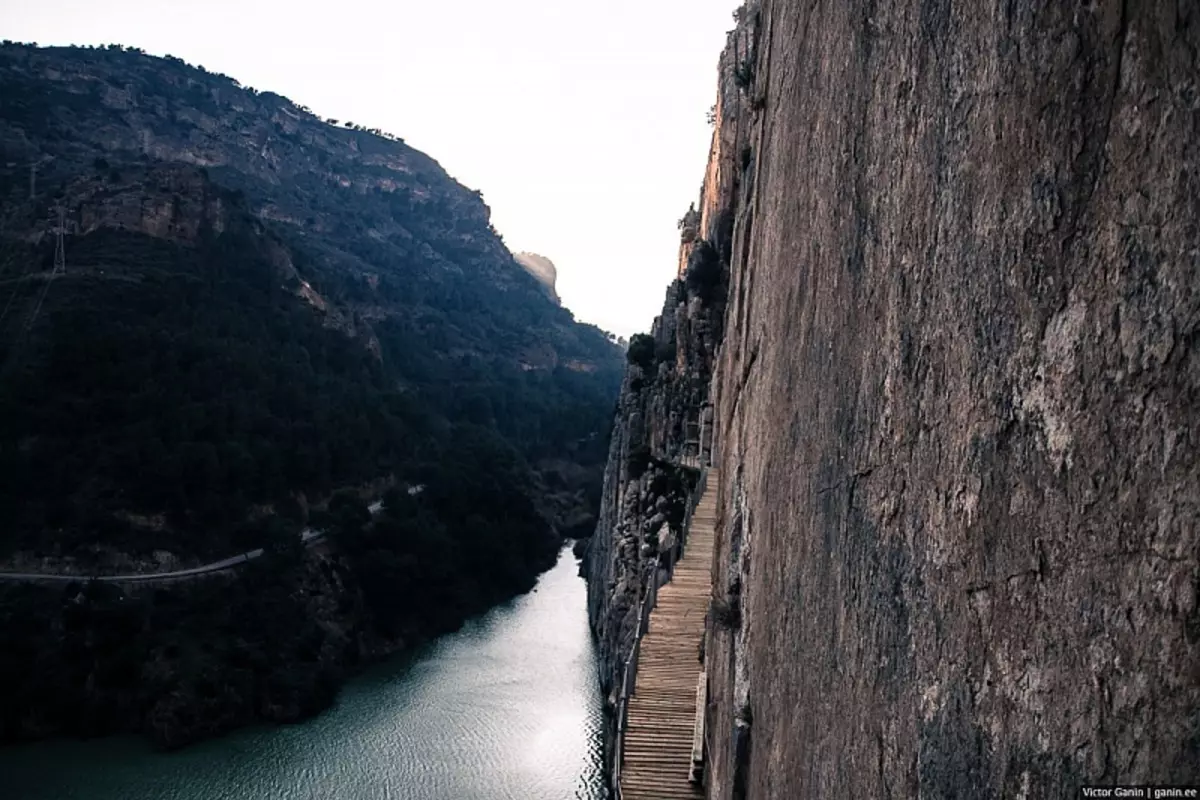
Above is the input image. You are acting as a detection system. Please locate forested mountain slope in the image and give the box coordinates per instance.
[0,41,622,747]
[0,41,621,564]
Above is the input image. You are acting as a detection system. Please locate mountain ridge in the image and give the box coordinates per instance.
[0,41,623,748]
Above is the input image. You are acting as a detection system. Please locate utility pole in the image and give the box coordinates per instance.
[9,205,66,345]
[28,155,55,201]
[52,205,65,274]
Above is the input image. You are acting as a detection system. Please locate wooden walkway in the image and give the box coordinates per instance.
[619,471,716,799]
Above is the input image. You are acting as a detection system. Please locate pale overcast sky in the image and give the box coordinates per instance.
[0,0,739,336]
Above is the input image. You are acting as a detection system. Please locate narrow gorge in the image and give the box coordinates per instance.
[587,1,1199,796]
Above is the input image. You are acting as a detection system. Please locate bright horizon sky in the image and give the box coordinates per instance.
[1,0,740,337]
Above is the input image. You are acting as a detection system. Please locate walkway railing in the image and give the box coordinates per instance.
[690,672,708,783]
[613,560,656,799]
[612,463,710,800]
[679,467,708,562]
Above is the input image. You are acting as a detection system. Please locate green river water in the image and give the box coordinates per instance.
[1,548,607,800]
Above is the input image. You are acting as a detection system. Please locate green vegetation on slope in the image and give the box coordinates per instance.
[0,42,623,565]
[0,214,611,563]
[0,41,624,746]
[0,432,558,749]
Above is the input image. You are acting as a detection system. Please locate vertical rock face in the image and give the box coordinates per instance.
[582,0,761,770]
[589,0,1200,796]
[701,0,1200,796]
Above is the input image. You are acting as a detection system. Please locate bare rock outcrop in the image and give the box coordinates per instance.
[514,251,560,304]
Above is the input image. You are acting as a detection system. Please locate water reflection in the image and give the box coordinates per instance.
[2,548,606,800]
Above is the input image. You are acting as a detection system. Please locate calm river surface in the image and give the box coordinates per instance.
[1,547,607,800]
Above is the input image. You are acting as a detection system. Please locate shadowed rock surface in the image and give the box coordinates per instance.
[590,1,1199,796]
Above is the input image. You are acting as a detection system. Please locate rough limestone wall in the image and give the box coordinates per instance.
[584,384,640,704]
[699,7,765,799]
[704,1,1200,798]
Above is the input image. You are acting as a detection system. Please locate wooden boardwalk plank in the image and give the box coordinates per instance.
[619,469,717,800]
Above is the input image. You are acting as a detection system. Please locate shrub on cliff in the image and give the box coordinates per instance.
[733,59,755,90]
[628,445,652,479]
[710,594,742,629]
[650,466,691,529]
[0,551,348,749]
[686,239,724,304]
[627,333,656,372]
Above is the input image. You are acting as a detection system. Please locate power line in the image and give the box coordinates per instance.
[27,154,53,201]
[1,206,66,385]
[19,205,66,337]
[0,272,21,327]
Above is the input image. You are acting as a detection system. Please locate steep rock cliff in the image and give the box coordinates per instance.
[594,0,1200,796]
[583,8,747,744]
[585,274,718,708]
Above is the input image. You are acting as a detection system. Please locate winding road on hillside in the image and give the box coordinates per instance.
[0,500,383,585]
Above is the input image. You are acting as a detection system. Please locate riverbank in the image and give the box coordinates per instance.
[0,547,606,800]
[0,486,567,750]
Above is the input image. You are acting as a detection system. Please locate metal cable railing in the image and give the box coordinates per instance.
[612,463,710,800]
[612,561,656,799]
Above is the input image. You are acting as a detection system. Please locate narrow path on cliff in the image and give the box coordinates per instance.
[0,500,383,585]
[619,470,715,800]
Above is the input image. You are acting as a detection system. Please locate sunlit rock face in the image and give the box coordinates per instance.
[514,252,560,305]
